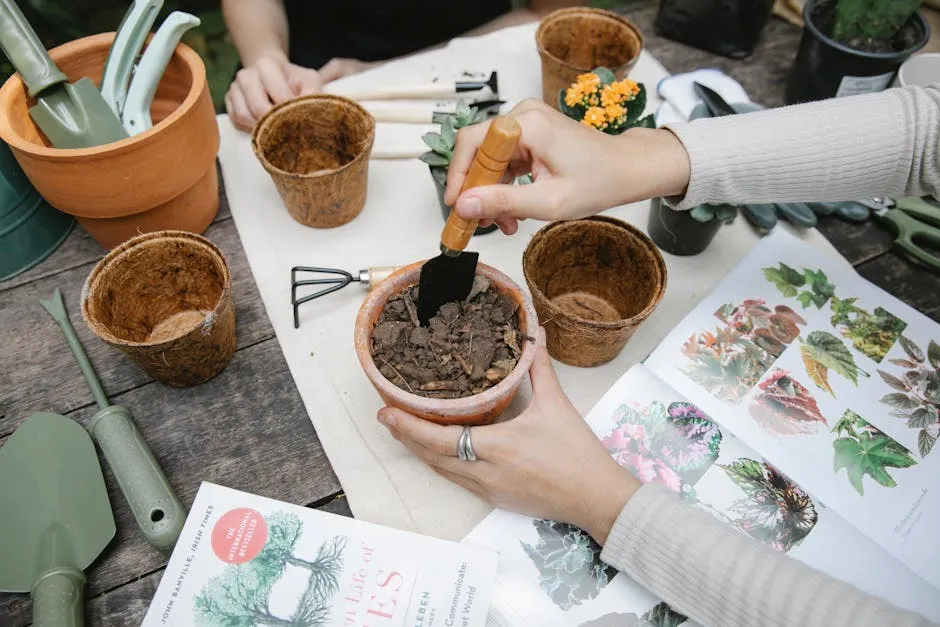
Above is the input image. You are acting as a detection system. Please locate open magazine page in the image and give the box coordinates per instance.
[462,365,940,626]
[143,483,498,627]
[644,229,940,592]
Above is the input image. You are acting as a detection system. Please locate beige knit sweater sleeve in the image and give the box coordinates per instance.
[600,483,938,627]
[663,85,940,210]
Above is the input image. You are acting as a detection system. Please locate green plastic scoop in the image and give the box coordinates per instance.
[40,289,185,552]
[0,0,128,149]
[0,411,116,627]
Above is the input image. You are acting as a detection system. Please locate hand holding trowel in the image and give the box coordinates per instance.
[416,116,522,324]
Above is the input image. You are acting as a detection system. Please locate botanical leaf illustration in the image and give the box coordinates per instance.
[762,263,804,298]
[828,298,906,363]
[900,335,925,363]
[919,429,938,458]
[720,458,818,552]
[763,264,834,309]
[908,407,936,429]
[876,335,940,457]
[800,331,870,388]
[640,602,688,626]
[748,370,827,435]
[832,410,917,495]
[802,347,834,396]
[880,392,919,411]
[878,369,909,392]
[889,358,919,368]
[521,520,617,610]
[714,299,806,358]
[681,327,776,402]
[929,340,940,369]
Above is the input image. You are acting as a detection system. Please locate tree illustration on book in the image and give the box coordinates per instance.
[719,458,818,552]
[877,336,940,457]
[748,369,828,435]
[520,519,618,611]
[832,410,918,496]
[194,512,347,626]
[714,299,806,358]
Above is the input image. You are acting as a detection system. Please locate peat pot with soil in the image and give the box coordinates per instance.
[786,0,930,103]
[355,262,539,426]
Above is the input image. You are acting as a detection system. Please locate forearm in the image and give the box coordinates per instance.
[600,483,935,627]
[664,85,940,209]
[222,0,289,66]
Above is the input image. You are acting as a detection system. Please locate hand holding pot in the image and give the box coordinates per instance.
[445,99,691,234]
[377,328,640,544]
[225,51,323,131]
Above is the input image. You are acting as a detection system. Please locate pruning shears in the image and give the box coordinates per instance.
[855,196,940,271]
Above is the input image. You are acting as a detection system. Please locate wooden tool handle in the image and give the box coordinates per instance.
[440,116,521,254]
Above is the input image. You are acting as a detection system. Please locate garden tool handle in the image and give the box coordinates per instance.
[88,406,185,552]
[362,266,400,288]
[0,0,67,97]
[440,116,521,254]
[879,209,940,271]
[100,0,164,115]
[32,566,85,627]
[332,83,458,101]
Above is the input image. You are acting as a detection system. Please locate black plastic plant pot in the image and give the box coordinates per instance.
[786,0,930,104]
[647,197,722,256]
[429,166,498,236]
[654,0,775,59]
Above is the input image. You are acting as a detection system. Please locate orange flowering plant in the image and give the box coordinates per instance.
[559,67,655,134]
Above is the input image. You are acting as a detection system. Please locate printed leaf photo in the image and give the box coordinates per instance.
[602,401,722,494]
[521,520,618,611]
[832,410,918,496]
[748,369,828,435]
[720,458,819,552]
[876,337,940,456]
[829,296,907,363]
[715,299,807,358]
[762,263,835,309]
[681,327,777,403]
[799,331,870,395]
[640,603,688,626]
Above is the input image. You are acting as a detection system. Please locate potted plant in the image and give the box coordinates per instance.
[557,67,656,131]
[647,199,738,256]
[419,102,498,235]
[654,0,776,59]
[786,0,930,104]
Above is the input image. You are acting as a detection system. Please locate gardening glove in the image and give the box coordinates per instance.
[740,203,818,233]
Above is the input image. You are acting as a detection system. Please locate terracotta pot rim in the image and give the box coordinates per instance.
[0,32,207,160]
[81,230,231,348]
[251,94,376,181]
[523,216,667,330]
[535,7,644,74]
[355,261,539,417]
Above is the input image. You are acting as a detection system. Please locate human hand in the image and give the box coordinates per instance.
[376,328,640,544]
[225,51,323,132]
[444,99,692,235]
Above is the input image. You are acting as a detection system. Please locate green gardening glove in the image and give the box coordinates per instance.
[740,201,872,233]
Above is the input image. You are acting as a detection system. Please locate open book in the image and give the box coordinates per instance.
[143,483,498,626]
[463,230,940,626]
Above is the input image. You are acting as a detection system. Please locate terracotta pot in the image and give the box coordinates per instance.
[82,231,235,388]
[252,94,375,228]
[355,261,539,426]
[0,33,219,249]
[536,7,644,109]
[523,217,667,367]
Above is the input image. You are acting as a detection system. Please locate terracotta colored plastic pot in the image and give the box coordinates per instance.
[0,33,220,249]
[82,231,235,388]
[355,261,538,426]
[523,217,667,367]
[536,8,644,109]
[252,94,375,228]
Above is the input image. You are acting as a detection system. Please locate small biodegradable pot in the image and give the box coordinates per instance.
[647,197,723,256]
[0,33,220,249]
[536,7,643,109]
[523,217,666,367]
[428,166,498,236]
[82,231,236,388]
[355,261,539,426]
[253,94,375,228]
[786,0,929,104]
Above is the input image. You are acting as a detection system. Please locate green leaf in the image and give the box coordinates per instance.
[558,88,575,118]
[689,205,716,222]
[907,408,934,429]
[440,116,457,146]
[421,132,451,156]
[633,114,657,129]
[797,291,814,307]
[900,335,925,363]
[833,427,917,496]
[762,267,799,298]
[877,369,909,392]
[625,83,648,125]
[881,392,919,411]
[592,66,617,85]
[802,331,870,385]
[928,340,940,369]
[419,151,450,167]
[455,101,472,120]
[918,429,937,457]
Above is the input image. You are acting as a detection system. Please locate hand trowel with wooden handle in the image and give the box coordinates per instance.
[0,412,116,627]
[416,116,521,325]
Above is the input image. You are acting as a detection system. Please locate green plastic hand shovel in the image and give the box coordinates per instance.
[40,289,185,552]
[0,412,116,627]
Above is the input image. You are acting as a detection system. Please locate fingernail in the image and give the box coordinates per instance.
[378,409,397,427]
[537,326,547,347]
[457,195,482,218]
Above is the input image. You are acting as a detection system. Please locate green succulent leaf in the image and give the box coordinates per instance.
[440,116,457,146]
[592,66,617,85]
[419,151,451,167]
[421,132,452,157]
[455,101,472,120]
[900,335,925,363]
[689,204,716,222]
[802,331,869,385]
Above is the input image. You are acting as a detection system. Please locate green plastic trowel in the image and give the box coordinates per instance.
[0,412,116,627]
[40,289,185,552]
[0,0,128,149]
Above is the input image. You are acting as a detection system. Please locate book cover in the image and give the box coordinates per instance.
[144,482,498,626]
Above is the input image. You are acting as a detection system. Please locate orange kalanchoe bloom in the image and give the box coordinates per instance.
[582,106,608,130]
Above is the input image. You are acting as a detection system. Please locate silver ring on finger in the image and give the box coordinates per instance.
[457,426,477,461]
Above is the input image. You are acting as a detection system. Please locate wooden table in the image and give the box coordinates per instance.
[1,3,938,625]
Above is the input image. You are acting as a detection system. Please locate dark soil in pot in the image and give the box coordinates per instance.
[370,276,528,399]
[786,0,929,104]
[430,167,498,235]
[647,198,722,256]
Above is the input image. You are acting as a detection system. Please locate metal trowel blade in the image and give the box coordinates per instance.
[416,251,479,326]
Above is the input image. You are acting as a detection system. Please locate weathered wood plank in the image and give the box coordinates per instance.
[0,338,341,626]
[0,217,273,438]
[815,216,895,265]
[857,251,940,322]
[0,163,231,293]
